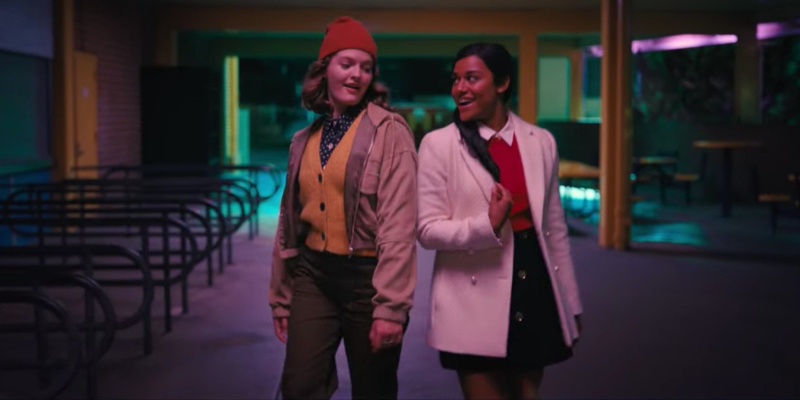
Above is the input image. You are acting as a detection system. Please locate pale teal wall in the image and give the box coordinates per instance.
[537,56,571,121]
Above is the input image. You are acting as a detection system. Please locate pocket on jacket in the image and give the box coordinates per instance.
[360,159,380,195]
[353,159,380,246]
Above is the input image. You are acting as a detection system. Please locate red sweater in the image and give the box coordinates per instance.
[488,135,534,232]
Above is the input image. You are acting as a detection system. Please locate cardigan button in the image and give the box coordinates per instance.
[553,265,559,271]
[320,202,325,211]
[471,276,477,285]
[514,311,524,322]
[517,270,527,280]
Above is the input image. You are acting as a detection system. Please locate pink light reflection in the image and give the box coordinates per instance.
[757,20,800,39]
[586,19,800,57]
[634,34,737,52]
[586,34,736,57]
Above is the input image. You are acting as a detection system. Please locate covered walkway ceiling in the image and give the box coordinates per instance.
[154,0,800,21]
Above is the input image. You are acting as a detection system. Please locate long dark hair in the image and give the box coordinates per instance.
[452,43,514,182]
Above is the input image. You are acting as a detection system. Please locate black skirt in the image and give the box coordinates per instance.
[439,227,572,372]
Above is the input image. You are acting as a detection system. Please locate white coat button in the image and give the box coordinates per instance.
[471,276,477,285]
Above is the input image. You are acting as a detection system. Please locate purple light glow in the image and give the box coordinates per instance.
[586,34,737,57]
[586,45,604,57]
[586,19,800,57]
[757,20,800,39]
[634,34,737,52]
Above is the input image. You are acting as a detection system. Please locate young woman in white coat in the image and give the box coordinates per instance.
[417,43,584,399]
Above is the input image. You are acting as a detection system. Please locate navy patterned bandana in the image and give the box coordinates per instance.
[320,106,363,168]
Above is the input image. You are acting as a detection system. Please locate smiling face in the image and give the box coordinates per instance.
[325,49,374,117]
[451,55,510,124]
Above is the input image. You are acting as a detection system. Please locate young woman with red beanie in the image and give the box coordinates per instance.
[417,43,583,399]
[268,16,417,400]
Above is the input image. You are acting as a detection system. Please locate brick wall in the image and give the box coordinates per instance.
[74,0,143,166]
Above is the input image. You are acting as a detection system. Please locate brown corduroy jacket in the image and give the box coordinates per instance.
[269,102,418,324]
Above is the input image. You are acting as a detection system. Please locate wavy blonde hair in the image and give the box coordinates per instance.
[301,54,391,114]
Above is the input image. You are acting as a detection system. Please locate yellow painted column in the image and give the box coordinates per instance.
[734,25,761,124]
[569,49,584,121]
[223,56,240,165]
[599,0,633,250]
[518,31,538,124]
[73,52,99,179]
[52,0,76,181]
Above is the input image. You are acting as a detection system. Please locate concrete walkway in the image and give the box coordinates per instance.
[14,201,800,399]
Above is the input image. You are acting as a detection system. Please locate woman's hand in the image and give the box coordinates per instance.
[273,317,288,343]
[488,182,513,235]
[369,319,404,353]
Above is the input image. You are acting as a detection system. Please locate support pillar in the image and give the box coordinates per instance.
[53,0,76,181]
[569,49,584,121]
[518,31,538,124]
[223,56,240,165]
[599,0,633,250]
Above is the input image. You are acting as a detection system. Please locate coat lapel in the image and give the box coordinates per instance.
[512,114,546,230]
[458,138,494,203]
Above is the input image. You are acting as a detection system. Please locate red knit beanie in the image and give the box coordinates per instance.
[318,16,377,60]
